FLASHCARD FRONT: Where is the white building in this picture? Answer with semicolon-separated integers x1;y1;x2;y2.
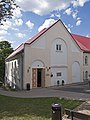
5;19;90;90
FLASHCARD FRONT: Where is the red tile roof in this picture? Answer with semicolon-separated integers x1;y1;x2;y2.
6;43;24;59
25;20;60;45
6;28;47;60
72;34;90;52
25;28;47;44
6;20;90;60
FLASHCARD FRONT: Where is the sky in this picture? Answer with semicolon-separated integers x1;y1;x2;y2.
0;0;90;49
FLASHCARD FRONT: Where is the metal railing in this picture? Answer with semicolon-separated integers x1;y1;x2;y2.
51;103;90;120
65;108;90;120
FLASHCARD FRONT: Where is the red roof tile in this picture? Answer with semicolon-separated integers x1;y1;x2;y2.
6;28;47;60
6;43;24;59
25;28;47;44
72;34;90;52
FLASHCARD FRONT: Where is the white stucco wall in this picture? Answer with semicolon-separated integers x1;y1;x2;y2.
51;38;67;66
31;36;46;49
51;67;67;86
23;20;83;89
5;53;23;89
83;53;90;80
6;20;85;90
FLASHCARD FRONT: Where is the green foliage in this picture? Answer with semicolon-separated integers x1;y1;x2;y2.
0;95;83;120
0;0;18;24
0;41;11;49
0;41;13;82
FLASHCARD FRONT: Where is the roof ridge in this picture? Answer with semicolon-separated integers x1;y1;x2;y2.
25;19;60;45
25;28;47;44
14;43;24;51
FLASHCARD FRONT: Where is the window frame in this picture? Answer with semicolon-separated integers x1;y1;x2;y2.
56;44;62;51
85;56;88;65
56;72;62;77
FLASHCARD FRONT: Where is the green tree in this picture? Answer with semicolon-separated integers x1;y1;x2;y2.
0;0;18;24
0;41;13;82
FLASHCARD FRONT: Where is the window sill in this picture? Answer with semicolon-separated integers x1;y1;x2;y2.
56;50;63;52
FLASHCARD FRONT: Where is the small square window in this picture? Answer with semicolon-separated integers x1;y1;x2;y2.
57;72;62;76
56;44;61;51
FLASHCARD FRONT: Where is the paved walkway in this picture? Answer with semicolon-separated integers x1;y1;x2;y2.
0;83;90;100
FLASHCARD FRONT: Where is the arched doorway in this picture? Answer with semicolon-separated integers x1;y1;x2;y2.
31;60;45;88
72;62;80;83
85;71;88;80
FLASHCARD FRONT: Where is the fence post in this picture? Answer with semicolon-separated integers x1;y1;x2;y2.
52;103;62;120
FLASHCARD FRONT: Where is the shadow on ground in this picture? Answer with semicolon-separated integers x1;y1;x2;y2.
53;83;90;94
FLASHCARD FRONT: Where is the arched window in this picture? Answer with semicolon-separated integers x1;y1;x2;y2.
85;71;88;80
85;56;88;65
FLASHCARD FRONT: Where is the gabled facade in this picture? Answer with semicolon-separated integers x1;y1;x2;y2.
5;19;90;90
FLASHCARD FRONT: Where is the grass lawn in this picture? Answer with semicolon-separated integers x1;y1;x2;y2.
0;95;83;120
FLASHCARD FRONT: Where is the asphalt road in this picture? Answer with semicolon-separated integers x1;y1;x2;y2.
0;82;90;100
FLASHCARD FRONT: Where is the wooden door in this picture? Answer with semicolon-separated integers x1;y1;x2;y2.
32;68;37;88
42;69;45;87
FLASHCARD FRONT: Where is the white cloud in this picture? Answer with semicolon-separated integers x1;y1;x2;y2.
17;33;26;38
0;7;23;35
0;20;12;30
65;8;72;15
50;13;61;19
55;14;61;18
11;27;19;31
0;18;22;33
0;36;5;41
64;8;78;19
16;0;73;16
76;18;82;26
12;7;22;19
77;17;81;20
15;0;89;16
72;10;78;19
68;24;73;28
1;18;23;33
50;14;55;18
14;19;23;26
86;34;90;37
72;0;89;7
38;19;56;32
26;20;34;29
0;30;8;35
86;34;90;38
